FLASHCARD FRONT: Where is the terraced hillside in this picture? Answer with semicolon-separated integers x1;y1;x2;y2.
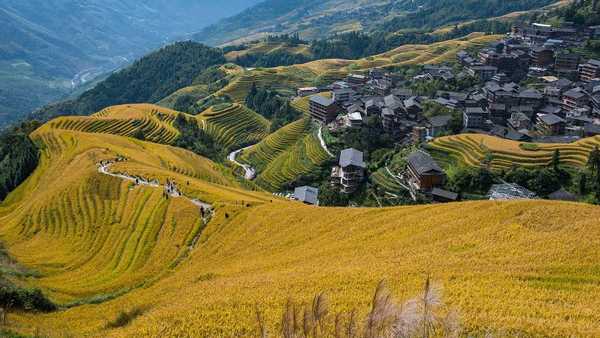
0;119;599;336
238;118;313;171
156;85;209;110
199;103;271;153
237;118;333;191
224;41;313;61
217;66;320;102
426;133;600;171
0;122;266;306
215;33;500;103
370;167;407;195
254;131;332;191
49;104;181;145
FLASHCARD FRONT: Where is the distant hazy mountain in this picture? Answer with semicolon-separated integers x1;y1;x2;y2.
0;0;260;125
193;0;556;46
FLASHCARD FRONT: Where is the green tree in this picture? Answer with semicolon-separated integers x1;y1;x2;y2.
0;122;40;201
132;129;145;141
552;149;560;171
527;168;561;196
587;147;600;198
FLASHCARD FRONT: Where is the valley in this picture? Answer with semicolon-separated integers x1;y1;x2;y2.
0;0;261;126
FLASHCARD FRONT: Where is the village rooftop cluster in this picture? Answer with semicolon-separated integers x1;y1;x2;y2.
293;22;600;205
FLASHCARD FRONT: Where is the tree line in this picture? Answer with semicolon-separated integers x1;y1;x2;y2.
0;121;40;202
245;83;303;132
173;114;222;161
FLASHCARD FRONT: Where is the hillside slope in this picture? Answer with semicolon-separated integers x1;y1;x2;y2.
48;104;181;145
0;121;265;305
214;33;501;104
427;133;600;170
2;147;599;337
194;0;557;46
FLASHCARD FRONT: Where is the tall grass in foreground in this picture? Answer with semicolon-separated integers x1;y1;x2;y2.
257;277;459;338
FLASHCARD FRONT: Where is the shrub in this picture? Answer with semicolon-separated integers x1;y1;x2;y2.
519;143;539;151
106;306;145;329
0;287;56;312
132;129;145;141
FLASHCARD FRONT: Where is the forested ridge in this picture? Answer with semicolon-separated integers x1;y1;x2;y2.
379;0;555;32
33;42;226;122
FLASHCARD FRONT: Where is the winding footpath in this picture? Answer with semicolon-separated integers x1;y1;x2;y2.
97;160;212;221
385;166;410;191
317;124;335;157
227;146;256;180
226;123;334;182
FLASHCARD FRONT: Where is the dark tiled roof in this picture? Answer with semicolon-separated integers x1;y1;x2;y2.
586;59;600;67
563;88;586;99
519;88;543;99
539;104;562;115
505;130;529;141
310;95;335;106
428;115;452;128
346;104;363;114
465;107;485;114
381;107;394;117
547;188;578;201
431;188;458;201
539;113;565;125
334;88;355;95
489;103;507;110
404;97;422;109
294;186;319;205
554;78;573;88
339;148;366;168
407;150;443;175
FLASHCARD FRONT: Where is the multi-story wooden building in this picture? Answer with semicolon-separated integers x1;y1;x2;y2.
309;95;340;123
562;87;589;111
331;148;366;194
579;59;600;83
406;150;445;194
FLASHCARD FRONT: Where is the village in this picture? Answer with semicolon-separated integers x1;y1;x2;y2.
292;22;600;206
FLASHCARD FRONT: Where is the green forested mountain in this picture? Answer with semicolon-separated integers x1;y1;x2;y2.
558;0;600;26
33;42;226;121
194;0;557;46
0;0;260;126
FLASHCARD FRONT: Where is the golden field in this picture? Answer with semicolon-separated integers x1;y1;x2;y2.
0;121;599;336
49;104;182;145
427;133;600;170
